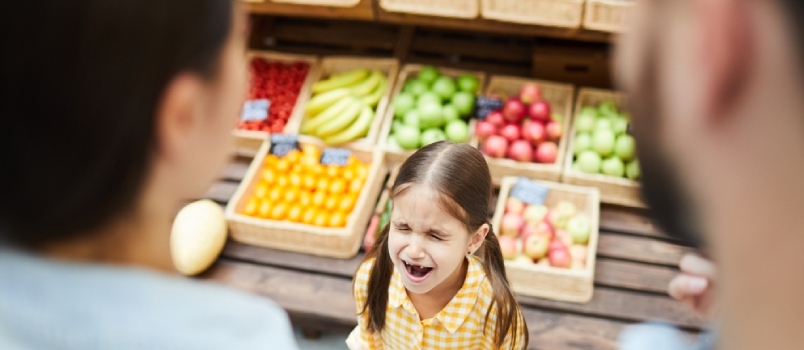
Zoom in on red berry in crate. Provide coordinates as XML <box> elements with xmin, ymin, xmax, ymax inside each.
<box><xmin>546</xmin><ymin>120</ymin><xmax>563</xmax><ymax>141</ymax></box>
<box><xmin>500</xmin><ymin>123</ymin><xmax>521</xmax><ymax>143</ymax></box>
<box><xmin>507</xmin><ymin>140</ymin><xmax>533</xmax><ymax>162</ymax></box>
<box><xmin>535</xmin><ymin>141</ymin><xmax>558</xmax><ymax>164</ymax></box>
<box><xmin>503</xmin><ymin>98</ymin><xmax>526</xmax><ymax>123</ymax></box>
<box><xmin>519</xmin><ymin>84</ymin><xmax>542</xmax><ymax>105</ymax></box>
<box><xmin>482</xmin><ymin>135</ymin><xmax>508</xmax><ymax>158</ymax></box>
<box><xmin>521</xmin><ymin>121</ymin><xmax>546</xmax><ymax>147</ymax></box>
<box><xmin>475</xmin><ymin>120</ymin><xmax>497</xmax><ymax>143</ymax></box>
<box><xmin>529</xmin><ymin>100</ymin><xmax>551</xmax><ymax>123</ymax></box>
<box><xmin>486</xmin><ymin>110</ymin><xmax>506</xmax><ymax>128</ymax></box>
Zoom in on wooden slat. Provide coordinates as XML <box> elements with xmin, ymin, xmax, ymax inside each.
<box><xmin>267</xmin><ymin>19</ymin><xmax>399</xmax><ymax>51</ymax></box>
<box><xmin>599</xmin><ymin>205</ymin><xmax>667</xmax><ymax>238</ymax></box>
<box><xmin>244</xmin><ymin>1</ymin><xmax>375</xmax><ymax>21</ymax></box>
<box><xmin>593</xmin><ymin>258</ymin><xmax>677</xmax><ymax>294</ymax></box>
<box><xmin>597</xmin><ymin>233</ymin><xmax>693</xmax><ymax>266</ymax></box>
<box><xmin>205</xmin><ymin>181</ymin><xmax>240</xmax><ymax>204</ymax></box>
<box><xmin>410</xmin><ymin>33</ymin><xmax>533</xmax><ymax>64</ymax></box>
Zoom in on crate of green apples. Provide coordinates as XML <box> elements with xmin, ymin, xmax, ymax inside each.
<box><xmin>379</xmin><ymin>64</ymin><xmax>486</xmax><ymax>165</ymax></box>
<box><xmin>491</xmin><ymin>176</ymin><xmax>600</xmax><ymax>303</ymax></box>
<box><xmin>473</xmin><ymin>75</ymin><xmax>575</xmax><ymax>184</ymax></box>
<box><xmin>562</xmin><ymin>88</ymin><xmax>644</xmax><ymax>207</ymax></box>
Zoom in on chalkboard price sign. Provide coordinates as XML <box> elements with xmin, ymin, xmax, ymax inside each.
<box><xmin>320</xmin><ymin>148</ymin><xmax>352</xmax><ymax>166</ymax></box>
<box><xmin>269</xmin><ymin>134</ymin><xmax>299</xmax><ymax>157</ymax></box>
<box><xmin>240</xmin><ymin>99</ymin><xmax>270</xmax><ymax>122</ymax></box>
<box><xmin>509</xmin><ymin>177</ymin><xmax>549</xmax><ymax>206</ymax></box>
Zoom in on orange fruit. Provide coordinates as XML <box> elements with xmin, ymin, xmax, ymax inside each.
<box><xmin>329</xmin><ymin>211</ymin><xmax>347</xmax><ymax>228</ymax></box>
<box><xmin>342</xmin><ymin>168</ymin><xmax>356</xmax><ymax>181</ymax></box>
<box><xmin>283</xmin><ymin>187</ymin><xmax>300</xmax><ymax>203</ymax></box>
<box><xmin>316</xmin><ymin>177</ymin><xmax>330</xmax><ymax>193</ymax></box>
<box><xmin>313</xmin><ymin>211</ymin><xmax>331</xmax><ymax>227</ymax></box>
<box><xmin>269</xmin><ymin>202</ymin><xmax>288</xmax><ymax>221</ymax></box>
<box><xmin>347</xmin><ymin>155</ymin><xmax>361</xmax><ymax>167</ymax></box>
<box><xmin>326</xmin><ymin>165</ymin><xmax>341</xmax><ymax>179</ymax></box>
<box><xmin>299</xmin><ymin>191</ymin><xmax>313</xmax><ymax>207</ymax></box>
<box><xmin>329</xmin><ymin>178</ymin><xmax>347</xmax><ymax>194</ymax></box>
<box><xmin>268</xmin><ymin>187</ymin><xmax>282</xmax><ymax>203</ymax></box>
<box><xmin>299</xmin><ymin>154</ymin><xmax>319</xmax><ymax>167</ymax></box>
<box><xmin>275</xmin><ymin>159</ymin><xmax>291</xmax><ymax>173</ymax></box>
<box><xmin>349</xmin><ymin>178</ymin><xmax>364</xmax><ymax>193</ymax></box>
<box><xmin>355</xmin><ymin>165</ymin><xmax>369</xmax><ymax>180</ymax></box>
<box><xmin>264</xmin><ymin>154</ymin><xmax>279</xmax><ymax>167</ymax></box>
<box><xmin>308</xmin><ymin>163</ymin><xmax>324</xmax><ymax>177</ymax></box>
<box><xmin>284</xmin><ymin>149</ymin><xmax>301</xmax><ymax>164</ymax></box>
<box><xmin>312</xmin><ymin>191</ymin><xmax>327</xmax><ymax>208</ymax></box>
<box><xmin>289</xmin><ymin>173</ymin><xmax>303</xmax><ymax>188</ymax></box>
<box><xmin>301</xmin><ymin>209</ymin><xmax>317</xmax><ymax>225</ymax></box>
<box><xmin>301</xmin><ymin>144</ymin><xmax>321</xmax><ymax>159</ymax></box>
<box><xmin>243</xmin><ymin>197</ymin><xmax>259</xmax><ymax>216</ymax></box>
<box><xmin>261</xmin><ymin>169</ymin><xmax>277</xmax><ymax>184</ymax></box>
<box><xmin>324</xmin><ymin>195</ymin><xmax>339</xmax><ymax>211</ymax></box>
<box><xmin>287</xmin><ymin>204</ymin><xmax>303</xmax><ymax>222</ymax></box>
<box><xmin>276</xmin><ymin>174</ymin><xmax>290</xmax><ymax>188</ymax></box>
<box><xmin>339</xmin><ymin>194</ymin><xmax>358</xmax><ymax>213</ymax></box>
<box><xmin>302</xmin><ymin>174</ymin><xmax>317</xmax><ymax>190</ymax></box>
<box><xmin>254</xmin><ymin>182</ymin><xmax>268</xmax><ymax>199</ymax></box>
<box><xmin>258</xmin><ymin>199</ymin><xmax>271</xmax><ymax>218</ymax></box>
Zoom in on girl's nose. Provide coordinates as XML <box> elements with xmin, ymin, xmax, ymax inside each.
<box><xmin>406</xmin><ymin>237</ymin><xmax>426</xmax><ymax>259</ymax></box>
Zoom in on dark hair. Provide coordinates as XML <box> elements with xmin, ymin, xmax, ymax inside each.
<box><xmin>0</xmin><ymin>1</ymin><xmax>234</xmax><ymax>246</ymax></box>
<box><xmin>358</xmin><ymin>141</ymin><xmax>528</xmax><ymax>349</ymax></box>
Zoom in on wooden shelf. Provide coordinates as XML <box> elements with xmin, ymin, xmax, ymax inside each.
<box><xmin>244</xmin><ymin>0</ymin><xmax>375</xmax><ymax>21</ymax></box>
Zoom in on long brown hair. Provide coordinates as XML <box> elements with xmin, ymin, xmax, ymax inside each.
<box><xmin>357</xmin><ymin>141</ymin><xmax>528</xmax><ymax>349</ymax></box>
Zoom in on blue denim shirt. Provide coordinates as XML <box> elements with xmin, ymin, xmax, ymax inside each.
<box><xmin>0</xmin><ymin>249</ymin><xmax>299</xmax><ymax>350</ymax></box>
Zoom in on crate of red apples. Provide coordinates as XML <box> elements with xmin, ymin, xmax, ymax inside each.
<box><xmin>474</xmin><ymin>76</ymin><xmax>574</xmax><ymax>184</ymax></box>
<box><xmin>491</xmin><ymin>176</ymin><xmax>600</xmax><ymax>303</ymax></box>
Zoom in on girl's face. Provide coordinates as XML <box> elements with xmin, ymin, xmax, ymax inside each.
<box><xmin>388</xmin><ymin>184</ymin><xmax>486</xmax><ymax>295</ymax></box>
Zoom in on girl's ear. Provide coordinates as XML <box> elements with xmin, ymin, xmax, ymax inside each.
<box><xmin>467</xmin><ymin>223</ymin><xmax>489</xmax><ymax>254</ymax></box>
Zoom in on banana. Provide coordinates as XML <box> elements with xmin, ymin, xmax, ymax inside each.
<box><xmin>301</xmin><ymin>97</ymin><xmax>354</xmax><ymax>135</ymax></box>
<box><xmin>312</xmin><ymin>69</ymin><xmax>369</xmax><ymax>94</ymax></box>
<box><xmin>315</xmin><ymin>99</ymin><xmax>363</xmax><ymax>138</ymax></box>
<box><xmin>350</xmin><ymin>70</ymin><xmax>384</xmax><ymax>97</ymax></box>
<box><xmin>361</xmin><ymin>76</ymin><xmax>387</xmax><ymax>108</ymax></box>
<box><xmin>323</xmin><ymin>104</ymin><xmax>374</xmax><ymax>145</ymax></box>
<box><xmin>305</xmin><ymin>88</ymin><xmax>351</xmax><ymax>116</ymax></box>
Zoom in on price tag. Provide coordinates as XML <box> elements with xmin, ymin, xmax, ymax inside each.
<box><xmin>269</xmin><ymin>133</ymin><xmax>299</xmax><ymax>157</ymax></box>
<box><xmin>240</xmin><ymin>99</ymin><xmax>270</xmax><ymax>122</ymax></box>
<box><xmin>320</xmin><ymin>148</ymin><xmax>352</xmax><ymax>166</ymax></box>
<box><xmin>509</xmin><ymin>177</ymin><xmax>549</xmax><ymax>206</ymax></box>
<box><xmin>474</xmin><ymin>97</ymin><xmax>504</xmax><ymax>119</ymax></box>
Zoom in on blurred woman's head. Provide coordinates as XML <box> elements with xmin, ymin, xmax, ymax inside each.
<box><xmin>0</xmin><ymin>0</ymin><xmax>245</xmax><ymax>249</ymax></box>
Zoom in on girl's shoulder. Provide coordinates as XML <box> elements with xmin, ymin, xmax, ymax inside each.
<box><xmin>352</xmin><ymin>258</ymin><xmax>376</xmax><ymax>297</ymax></box>
<box><xmin>466</xmin><ymin>255</ymin><xmax>495</xmax><ymax>304</ymax></box>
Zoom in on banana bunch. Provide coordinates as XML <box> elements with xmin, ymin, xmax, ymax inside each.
<box><xmin>301</xmin><ymin>68</ymin><xmax>387</xmax><ymax>145</ymax></box>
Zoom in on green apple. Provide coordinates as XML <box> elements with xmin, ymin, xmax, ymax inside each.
<box><xmin>403</xmin><ymin>79</ymin><xmax>428</xmax><ymax>97</ymax></box>
<box><xmin>451</xmin><ymin>91</ymin><xmax>475</xmax><ymax>116</ymax></box>
<box><xmin>395</xmin><ymin>125</ymin><xmax>421</xmax><ymax>150</ymax></box>
<box><xmin>418</xmin><ymin>66</ymin><xmax>440</xmax><ymax>85</ymax></box>
<box><xmin>575</xmin><ymin>109</ymin><xmax>597</xmax><ymax>133</ymax></box>
<box><xmin>445</xmin><ymin>120</ymin><xmax>469</xmax><ymax>143</ymax></box>
<box><xmin>626</xmin><ymin>160</ymin><xmax>641</xmax><ymax>180</ymax></box>
<box><xmin>574</xmin><ymin>132</ymin><xmax>592</xmax><ymax>155</ymax></box>
<box><xmin>614</xmin><ymin>134</ymin><xmax>636</xmax><ymax>161</ymax></box>
<box><xmin>403</xmin><ymin>110</ymin><xmax>420</xmax><ymax>129</ymax></box>
<box><xmin>393</xmin><ymin>93</ymin><xmax>416</xmax><ymax>119</ymax></box>
<box><xmin>431</xmin><ymin>76</ymin><xmax>456</xmax><ymax>101</ymax></box>
<box><xmin>421</xmin><ymin>128</ymin><xmax>447</xmax><ymax>146</ymax></box>
<box><xmin>592</xmin><ymin>129</ymin><xmax>616</xmax><ymax>157</ymax></box>
<box><xmin>577</xmin><ymin>151</ymin><xmax>602</xmax><ymax>174</ymax></box>
<box><xmin>611</xmin><ymin>116</ymin><xmax>629</xmax><ymax>136</ymax></box>
<box><xmin>392</xmin><ymin>119</ymin><xmax>404</xmax><ymax>134</ymax></box>
<box><xmin>601</xmin><ymin>156</ymin><xmax>625</xmax><ymax>177</ymax></box>
<box><xmin>457</xmin><ymin>74</ymin><xmax>480</xmax><ymax>93</ymax></box>
<box><xmin>417</xmin><ymin>92</ymin><xmax>441</xmax><ymax>108</ymax></box>
<box><xmin>418</xmin><ymin>102</ymin><xmax>444</xmax><ymax>129</ymax></box>
<box><xmin>386</xmin><ymin>134</ymin><xmax>400</xmax><ymax>149</ymax></box>
<box><xmin>598</xmin><ymin>101</ymin><xmax>617</xmax><ymax>117</ymax></box>
<box><xmin>442</xmin><ymin>104</ymin><xmax>460</xmax><ymax>122</ymax></box>
<box><xmin>594</xmin><ymin>118</ymin><xmax>613</xmax><ymax>131</ymax></box>
<box><xmin>567</xmin><ymin>216</ymin><xmax>591</xmax><ymax>244</ymax></box>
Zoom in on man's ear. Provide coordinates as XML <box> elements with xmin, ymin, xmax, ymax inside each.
<box><xmin>697</xmin><ymin>0</ymin><xmax>753</xmax><ymax>124</ymax></box>
<box><xmin>468</xmin><ymin>223</ymin><xmax>489</xmax><ymax>254</ymax></box>
<box><xmin>154</xmin><ymin>74</ymin><xmax>204</xmax><ymax>162</ymax></box>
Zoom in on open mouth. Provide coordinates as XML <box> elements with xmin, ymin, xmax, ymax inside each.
<box><xmin>402</xmin><ymin>260</ymin><xmax>434</xmax><ymax>282</ymax></box>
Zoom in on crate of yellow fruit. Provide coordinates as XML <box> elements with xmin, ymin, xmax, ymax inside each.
<box><xmin>225</xmin><ymin>135</ymin><xmax>387</xmax><ymax>258</ymax></box>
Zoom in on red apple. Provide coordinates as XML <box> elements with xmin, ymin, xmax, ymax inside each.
<box><xmin>519</xmin><ymin>84</ymin><xmax>542</xmax><ymax>104</ymax></box>
<box><xmin>549</xmin><ymin>238</ymin><xmax>567</xmax><ymax>252</ymax></box>
<box><xmin>505</xmin><ymin>198</ymin><xmax>525</xmax><ymax>215</ymax></box>
<box><xmin>521</xmin><ymin>121</ymin><xmax>546</xmax><ymax>147</ymax></box>
<box><xmin>535</xmin><ymin>141</ymin><xmax>558</xmax><ymax>164</ymax></box>
<box><xmin>520</xmin><ymin>222</ymin><xmax>536</xmax><ymax>243</ymax></box>
<box><xmin>528</xmin><ymin>100</ymin><xmax>551</xmax><ymax>122</ymax></box>
<box><xmin>499</xmin><ymin>235</ymin><xmax>518</xmax><ymax>260</ymax></box>
<box><xmin>482</xmin><ymin>135</ymin><xmax>508</xmax><ymax>158</ymax></box>
<box><xmin>501</xmin><ymin>213</ymin><xmax>524</xmax><ymax>237</ymax></box>
<box><xmin>507</xmin><ymin>140</ymin><xmax>533</xmax><ymax>162</ymax></box>
<box><xmin>500</xmin><ymin>123</ymin><xmax>521</xmax><ymax>143</ymax></box>
<box><xmin>546</xmin><ymin>209</ymin><xmax>569</xmax><ymax>230</ymax></box>
<box><xmin>486</xmin><ymin>110</ymin><xmax>505</xmax><ymax>128</ymax></box>
<box><xmin>475</xmin><ymin>121</ymin><xmax>497</xmax><ymax>143</ymax></box>
<box><xmin>502</xmin><ymin>98</ymin><xmax>526</xmax><ymax>123</ymax></box>
<box><xmin>545</xmin><ymin>120</ymin><xmax>563</xmax><ymax>141</ymax></box>
<box><xmin>555</xmin><ymin>229</ymin><xmax>573</xmax><ymax>248</ymax></box>
<box><xmin>535</xmin><ymin>221</ymin><xmax>555</xmax><ymax>240</ymax></box>
<box><xmin>522</xmin><ymin>204</ymin><xmax>548</xmax><ymax>224</ymax></box>
<box><xmin>524</xmin><ymin>233</ymin><xmax>550</xmax><ymax>260</ymax></box>
<box><xmin>549</xmin><ymin>248</ymin><xmax>572</xmax><ymax>268</ymax></box>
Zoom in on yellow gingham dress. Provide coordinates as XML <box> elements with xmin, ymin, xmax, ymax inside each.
<box><xmin>346</xmin><ymin>255</ymin><xmax>527</xmax><ymax>350</ymax></box>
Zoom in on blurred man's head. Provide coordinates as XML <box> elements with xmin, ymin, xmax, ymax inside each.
<box><xmin>616</xmin><ymin>0</ymin><xmax>804</xmax><ymax>250</ymax></box>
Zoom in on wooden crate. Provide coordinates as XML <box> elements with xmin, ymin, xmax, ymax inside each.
<box><xmin>299</xmin><ymin>57</ymin><xmax>400</xmax><ymax>147</ymax></box>
<box><xmin>379</xmin><ymin>0</ymin><xmax>479</xmax><ymax>19</ymax></box>
<box><xmin>271</xmin><ymin>0</ymin><xmax>360</xmax><ymax>7</ymax></box>
<box><xmin>480</xmin><ymin>0</ymin><xmax>585</xmax><ymax>29</ymax></box>
<box><xmin>475</xmin><ymin>75</ymin><xmax>575</xmax><ymax>184</ymax></box>
<box><xmin>561</xmin><ymin>88</ymin><xmax>645</xmax><ymax>207</ymax></box>
<box><xmin>233</xmin><ymin>51</ymin><xmax>320</xmax><ymax>157</ymax></box>
<box><xmin>491</xmin><ymin>176</ymin><xmax>600</xmax><ymax>303</ymax></box>
<box><xmin>532</xmin><ymin>42</ymin><xmax>612</xmax><ymax>89</ymax></box>
<box><xmin>583</xmin><ymin>0</ymin><xmax>635</xmax><ymax>33</ymax></box>
<box><xmin>378</xmin><ymin>64</ymin><xmax>487</xmax><ymax>166</ymax></box>
<box><xmin>225</xmin><ymin>135</ymin><xmax>388</xmax><ymax>259</ymax></box>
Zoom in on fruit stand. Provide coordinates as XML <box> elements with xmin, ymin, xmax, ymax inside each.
<box><xmin>199</xmin><ymin>2</ymin><xmax>705</xmax><ymax>348</ymax></box>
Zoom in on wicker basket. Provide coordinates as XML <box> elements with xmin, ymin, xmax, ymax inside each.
<box><xmin>378</xmin><ymin>64</ymin><xmax>487</xmax><ymax>166</ymax></box>
<box><xmin>225</xmin><ymin>135</ymin><xmax>388</xmax><ymax>259</ymax></box>
<box><xmin>271</xmin><ymin>0</ymin><xmax>360</xmax><ymax>7</ymax></box>
<box><xmin>233</xmin><ymin>51</ymin><xmax>321</xmax><ymax>157</ymax></box>
<box><xmin>583</xmin><ymin>0</ymin><xmax>635</xmax><ymax>33</ymax></box>
<box><xmin>474</xmin><ymin>75</ymin><xmax>575</xmax><ymax>184</ymax></box>
<box><xmin>300</xmin><ymin>57</ymin><xmax>400</xmax><ymax>147</ymax></box>
<box><xmin>561</xmin><ymin>88</ymin><xmax>645</xmax><ymax>207</ymax></box>
<box><xmin>379</xmin><ymin>0</ymin><xmax>479</xmax><ymax>19</ymax></box>
<box><xmin>481</xmin><ymin>0</ymin><xmax>585</xmax><ymax>28</ymax></box>
<box><xmin>491</xmin><ymin>176</ymin><xmax>600</xmax><ymax>303</ymax></box>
